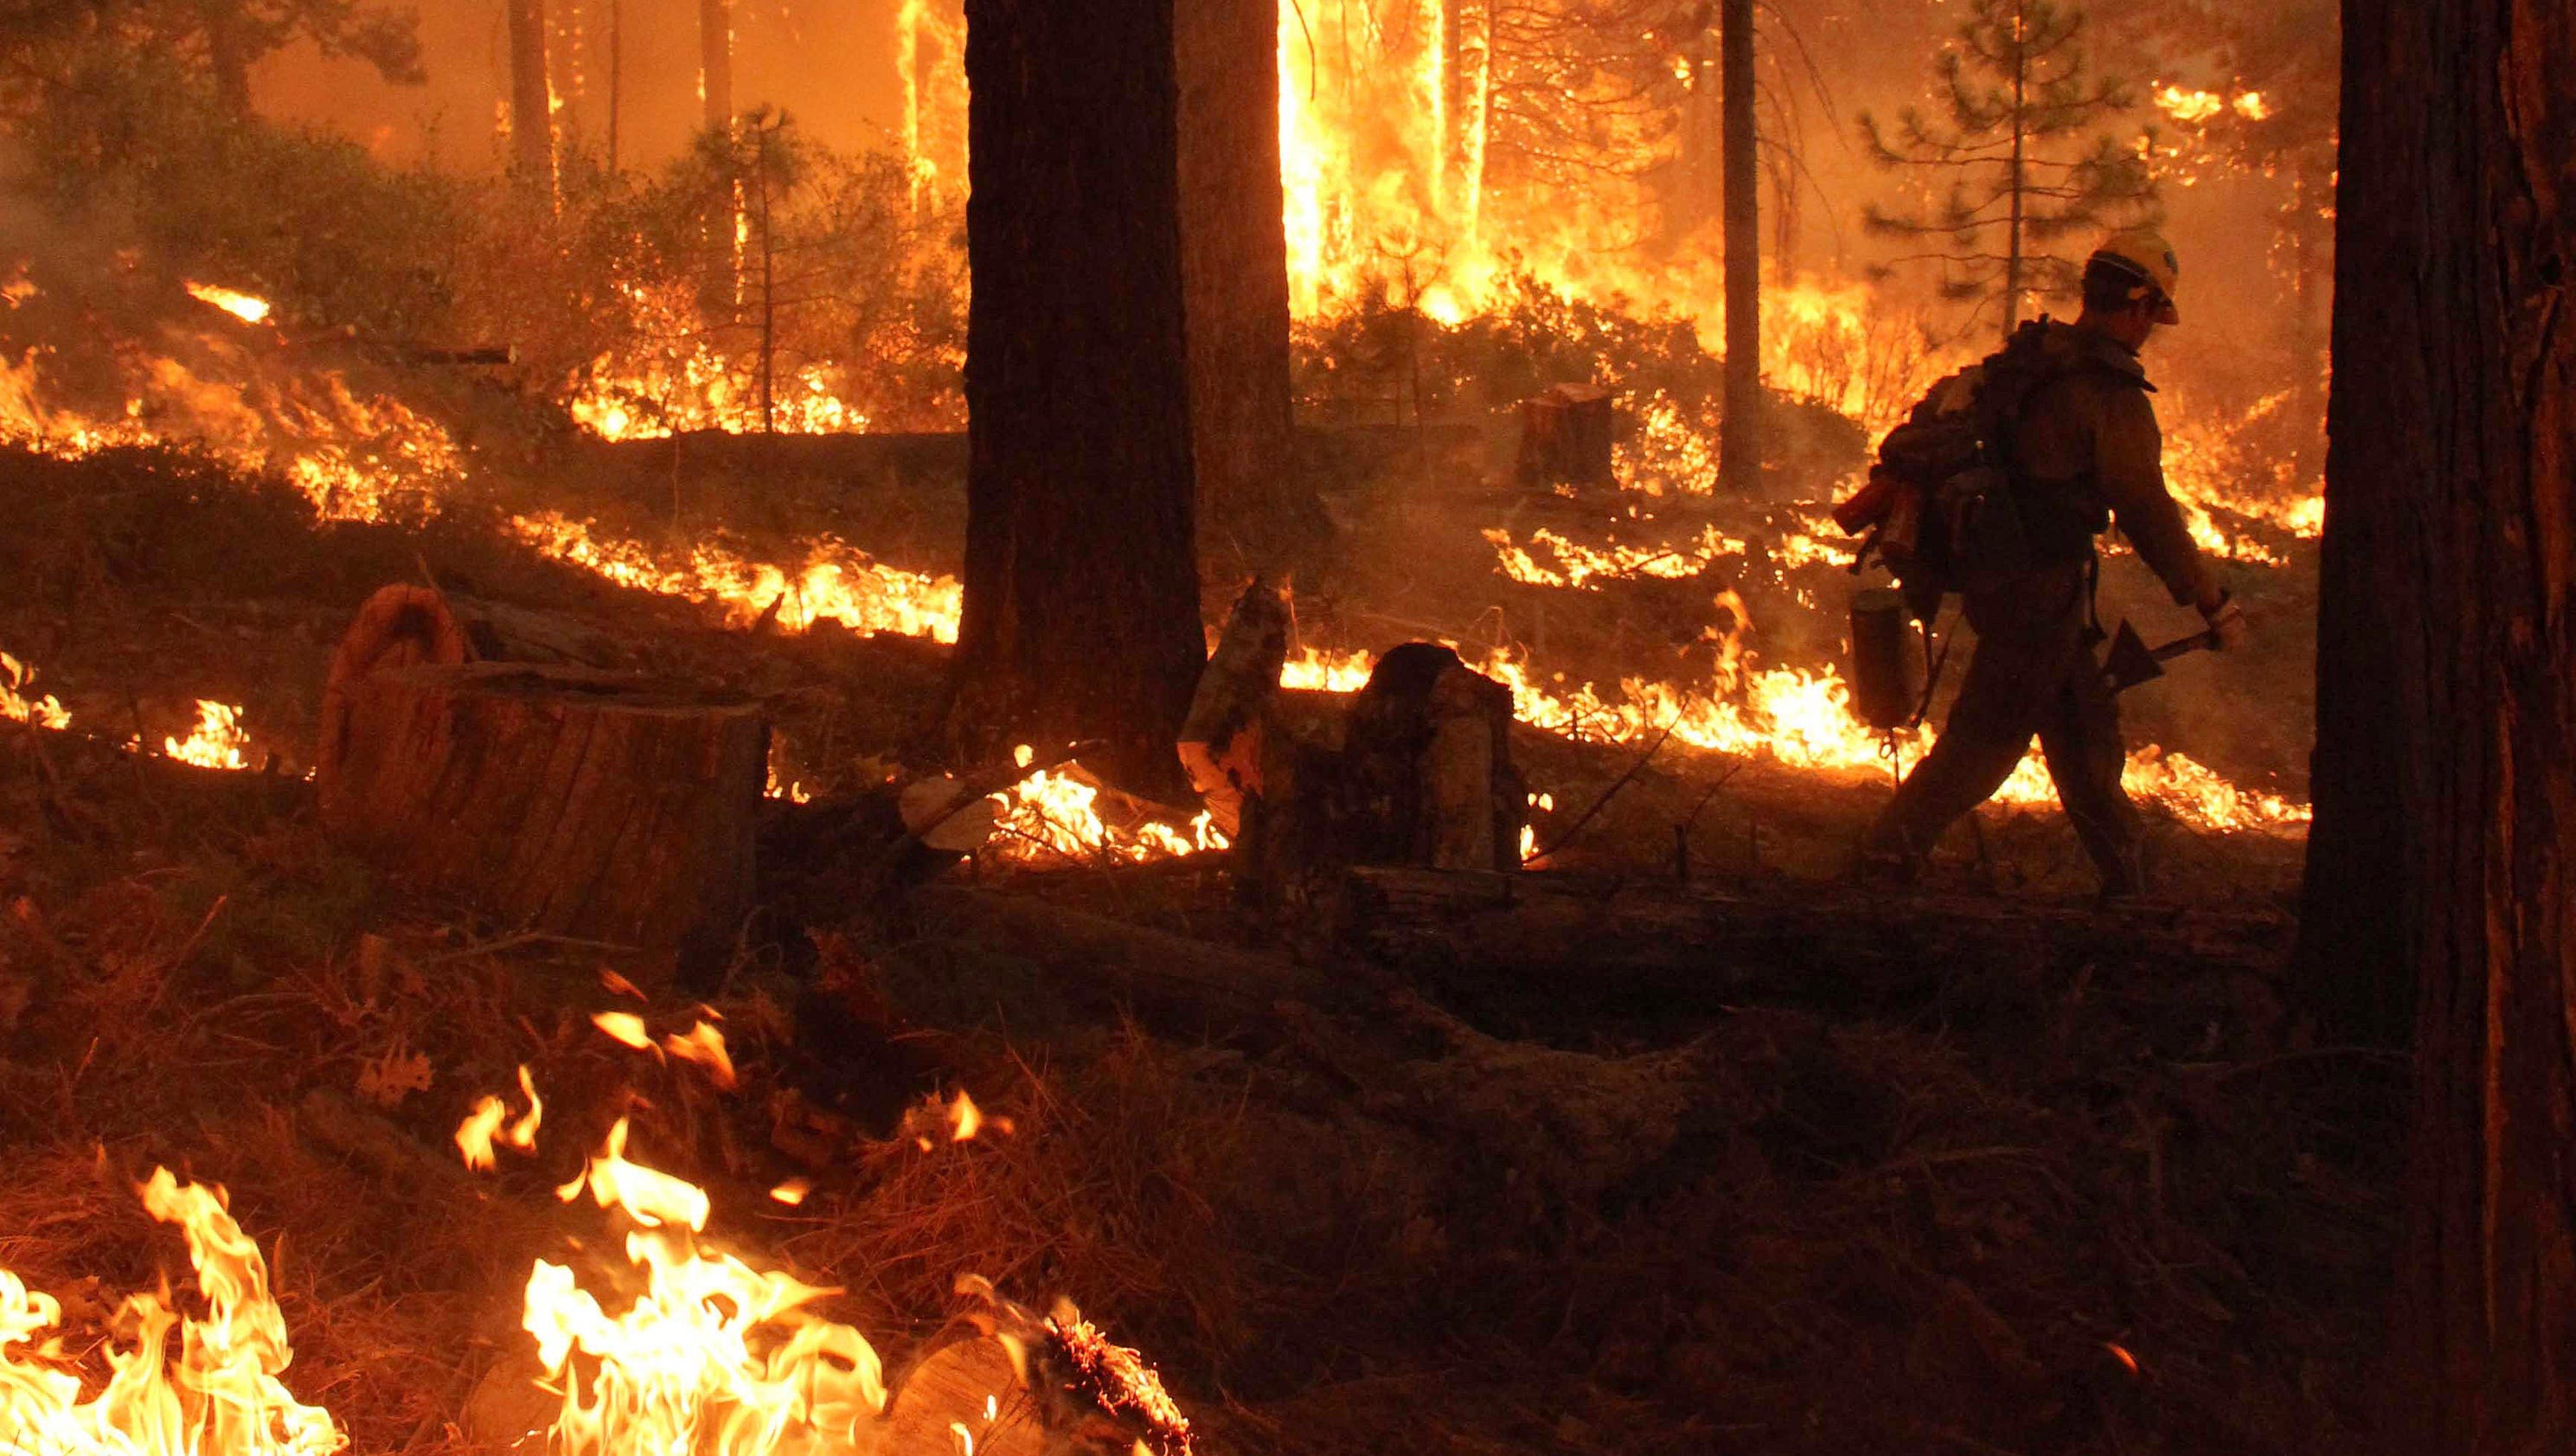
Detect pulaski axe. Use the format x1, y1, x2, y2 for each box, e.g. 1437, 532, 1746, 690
2101, 620, 2219, 693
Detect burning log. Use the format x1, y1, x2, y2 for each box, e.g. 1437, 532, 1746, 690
1515, 382, 1617, 488
317, 661, 766, 972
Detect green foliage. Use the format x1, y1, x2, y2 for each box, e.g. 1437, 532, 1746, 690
1859, 0, 2159, 337
1, 0, 421, 111
1298, 270, 1714, 423
6, 54, 459, 338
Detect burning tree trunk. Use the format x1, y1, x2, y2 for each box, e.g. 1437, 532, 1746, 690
507, 0, 555, 195
1174, 0, 1302, 567
949, 0, 1204, 796
2294, 1, 2576, 1448
698, 0, 733, 131
1717, 0, 1760, 496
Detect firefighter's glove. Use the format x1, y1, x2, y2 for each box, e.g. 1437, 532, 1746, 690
2200, 593, 2248, 652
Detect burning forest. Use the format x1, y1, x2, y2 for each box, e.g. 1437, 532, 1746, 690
0, 0, 2569, 1453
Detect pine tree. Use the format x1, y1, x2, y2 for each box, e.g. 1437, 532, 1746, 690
1859, 0, 2156, 340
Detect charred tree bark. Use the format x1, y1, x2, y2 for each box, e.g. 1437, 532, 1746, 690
698, 0, 732, 131
1174, 0, 1302, 568
1717, 0, 1760, 496
2296, 1, 2576, 1450
949, 0, 1204, 797
506, 0, 555, 195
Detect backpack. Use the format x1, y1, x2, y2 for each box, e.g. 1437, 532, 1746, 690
1834, 319, 2085, 613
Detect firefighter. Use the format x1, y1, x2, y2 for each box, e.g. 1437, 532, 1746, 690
1858, 231, 2250, 898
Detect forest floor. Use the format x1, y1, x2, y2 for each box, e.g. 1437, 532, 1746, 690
0, 439, 2393, 1455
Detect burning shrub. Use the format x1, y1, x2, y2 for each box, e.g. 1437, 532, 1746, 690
494, 119, 969, 440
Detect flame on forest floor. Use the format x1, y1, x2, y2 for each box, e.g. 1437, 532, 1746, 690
3, 646, 272, 776
526, 1117, 894, 1454
1283, 639, 2308, 836
458, 1064, 547, 1171
993, 747, 1228, 865
163, 701, 251, 772
3, 650, 70, 731
0, 1169, 348, 1456
505, 511, 964, 643
183, 282, 274, 326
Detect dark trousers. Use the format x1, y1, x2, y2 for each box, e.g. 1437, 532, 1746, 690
1863, 560, 2143, 890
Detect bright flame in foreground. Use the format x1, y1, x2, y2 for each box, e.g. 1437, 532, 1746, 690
528, 1119, 890, 1454
0, 1169, 346, 1456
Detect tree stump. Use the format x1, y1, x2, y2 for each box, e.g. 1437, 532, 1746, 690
1240, 644, 1526, 904
317, 662, 766, 964
1515, 382, 1616, 487
317, 583, 638, 792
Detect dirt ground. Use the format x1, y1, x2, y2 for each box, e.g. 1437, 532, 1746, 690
0, 440, 2390, 1455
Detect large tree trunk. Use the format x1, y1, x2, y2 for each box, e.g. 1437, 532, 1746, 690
1717, 0, 1760, 496
1174, 0, 1301, 569
2297, 2, 2576, 1450
506, 0, 555, 195
698, 0, 732, 131
203, 3, 253, 117
949, 0, 1204, 796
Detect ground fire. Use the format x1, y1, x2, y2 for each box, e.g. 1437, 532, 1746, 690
2, 0, 2566, 1453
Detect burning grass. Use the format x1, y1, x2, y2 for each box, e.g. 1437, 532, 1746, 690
0, 689, 2393, 1455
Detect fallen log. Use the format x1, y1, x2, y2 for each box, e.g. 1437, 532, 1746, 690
911, 884, 1340, 1041
1330, 865, 2292, 1036
318, 662, 766, 969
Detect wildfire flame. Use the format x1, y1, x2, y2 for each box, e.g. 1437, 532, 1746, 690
663, 1019, 739, 1090
458, 1065, 548, 1171
527, 1118, 893, 1454
0, 1169, 347, 1456
163, 701, 251, 772
504, 511, 963, 642
2, 650, 70, 731
994, 747, 1228, 865
1284, 634, 2308, 836
183, 282, 273, 326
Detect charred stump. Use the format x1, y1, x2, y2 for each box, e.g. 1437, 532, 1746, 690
1241, 644, 1525, 904
317, 583, 638, 793
1176, 579, 1289, 838
1515, 382, 1616, 488
318, 663, 766, 970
